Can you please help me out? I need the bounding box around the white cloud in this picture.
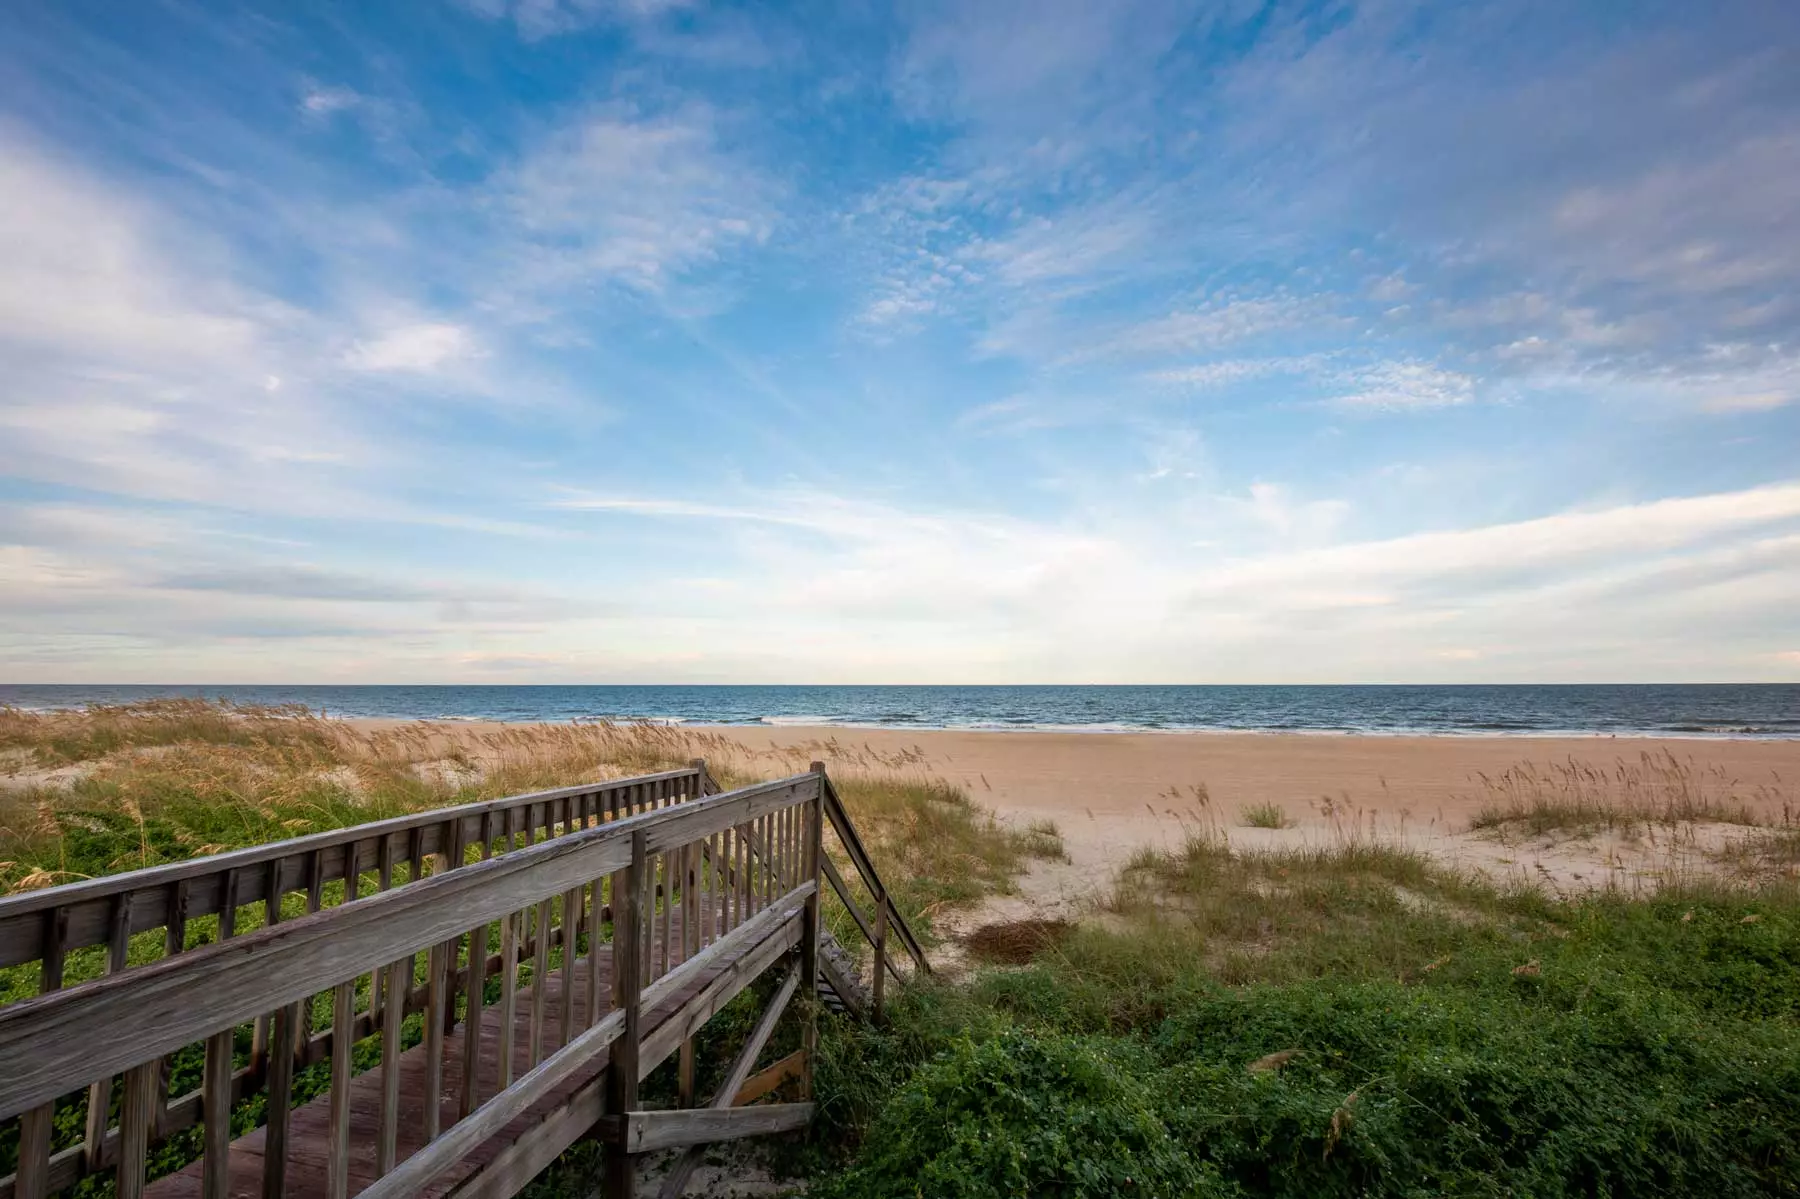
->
[300,84,361,117]
[344,322,481,372]
[1325,361,1475,413]
[496,104,772,295]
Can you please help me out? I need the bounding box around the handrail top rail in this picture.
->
[0,771,822,1119]
[0,765,704,923]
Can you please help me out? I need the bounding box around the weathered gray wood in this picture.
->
[0,768,705,969]
[873,898,888,1020]
[116,1061,160,1199]
[821,853,879,951]
[610,1104,813,1154]
[803,769,825,1098]
[497,912,519,1091]
[821,775,928,972]
[528,899,551,1067]
[378,958,405,1177]
[84,890,134,1171]
[13,1104,52,1199]
[816,943,866,1021]
[0,769,836,1199]
[353,1002,627,1199]
[327,980,355,1199]
[425,940,448,1142]
[559,889,577,1050]
[201,1026,232,1199]
[637,902,805,1076]
[262,1001,299,1197]
[732,1050,806,1107]
[603,830,647,1199]
[461,920,489,1119]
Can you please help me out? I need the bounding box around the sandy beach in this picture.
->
[338,719,1800,899]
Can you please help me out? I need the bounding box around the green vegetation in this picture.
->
[1238,802,1292,830]
[808,837,1800,1198]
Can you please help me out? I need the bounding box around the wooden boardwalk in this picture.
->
[0,767,926,1199]
[146,907,730,1199]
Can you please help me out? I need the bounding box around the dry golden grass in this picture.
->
[0,703,1060,930]
[1465,748,1794,837]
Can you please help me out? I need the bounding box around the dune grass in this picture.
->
[1466,749,1793,838]
[807,831,1800,1197]
[1237,801,1292,829]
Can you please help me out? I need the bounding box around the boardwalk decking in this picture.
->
[145,907,748,1199]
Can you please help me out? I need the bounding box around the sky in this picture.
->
[1,0,1797,685]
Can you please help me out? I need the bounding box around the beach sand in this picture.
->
[689,726,1800,903]
[330,720,1800,902]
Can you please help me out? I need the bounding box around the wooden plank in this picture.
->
[821,854,878,948]
[378,959,405,1177]
[201,1028,232,1199]
[0,768,704,970]
[559,889,577,1050]
[733,1050,807,1108]
[610,1103,813,1154]
[13,1104,52,1199]
[528,900,551,1067]
[142,884,793,1199]
[116,1062,161,1199]
[497,913,518,1092]
[635,905,803,1077]
[352,1003,627,1199]
[262,1002,299,1197]
[802,770,825,1099]
[327,981,355,1199]
[424,941,448,1142]
[602,830,647,1199]
[460,919,489,1119]
[85,890,134,1171]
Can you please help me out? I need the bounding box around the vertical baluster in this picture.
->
[424,939,448,1142]
[586,876,605,1026]
[263,1002,300,1197]
[736,825,750,927]
[16,1102,54,1199]
[201,874,236,1199]
[559,887,578,1050]
[658,851,673,978]
[378,958,405,1177]
[460,918,489,1119]
[529,897,551,1065]
[115,1061,160,1199]
[708,832,722,943]
[603,830,646,1199]
[372,834,396,1013]
[85,892,134,1172]
[327,979,356,1199]
[498,909,520,1090]
[251,860,282,1075]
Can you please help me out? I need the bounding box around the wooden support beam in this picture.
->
[732,1050,807,1108]
[602,1104,814,1154]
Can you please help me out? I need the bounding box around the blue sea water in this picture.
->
[0,684,1796,738]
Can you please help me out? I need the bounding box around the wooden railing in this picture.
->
[0,763,921,1199]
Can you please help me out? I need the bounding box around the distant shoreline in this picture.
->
[5,682,1796,741]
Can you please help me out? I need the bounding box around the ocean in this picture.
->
[1,684,1796,738]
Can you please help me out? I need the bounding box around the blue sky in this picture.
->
[1,0,1797,683]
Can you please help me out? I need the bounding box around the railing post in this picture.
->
[873,893,888,1022]
[604,828,647,1199]
[801,763,825,1099]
